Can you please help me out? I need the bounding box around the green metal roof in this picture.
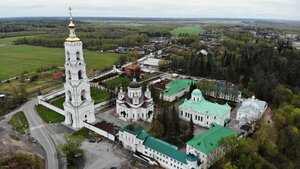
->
[187,125,237,154]
[120,124,197,164]
[179,94,231,118]
[137,130,149,140]
[119,124,144,136]
[163,79,193,96]
[143,136,188,164]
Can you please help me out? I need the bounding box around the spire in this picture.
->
[66,7,80,42]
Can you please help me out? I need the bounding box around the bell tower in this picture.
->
[63,7,95,129]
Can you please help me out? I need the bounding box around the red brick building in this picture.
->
[124,64,141,77]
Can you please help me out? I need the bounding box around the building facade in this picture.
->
[236,96,267,125]
[63,10,95,129]
[186,125,237,169]
[179,89,231,128]
[160,79,193,102]
[116,79,154,122]
[119,124,198,169]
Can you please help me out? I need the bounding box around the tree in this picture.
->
[60,135,84,167]
[187,82,197,99]
[158,59,168,71]
[148,119,164,138]
[188,116,194,139]
[162,107,168,136]
[272,84,293,107]
[172,105,180,135]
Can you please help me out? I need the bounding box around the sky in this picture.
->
[0,0,299,20]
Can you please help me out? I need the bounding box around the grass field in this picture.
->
[90,87,110,103]
[0,37,119,80]
[104,76,132,89]
[50,87,110,109]
[170,26,205,36]
[36,105,65,123]
[8,111,29,135]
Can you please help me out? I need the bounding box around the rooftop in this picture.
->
[163,79,193,96]
[143,136,189,164]
[179,92,231,118]
[94,121,118,135]
[125,64,140,70]
[187,125,237,154]
[119,123,144,135]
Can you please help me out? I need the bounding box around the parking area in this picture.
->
[83,140,131,169]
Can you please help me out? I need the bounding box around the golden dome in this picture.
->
[69,20,75,28]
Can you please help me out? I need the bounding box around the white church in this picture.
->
[63,9,95,129]
[116,79,154,122]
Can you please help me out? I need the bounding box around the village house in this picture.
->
[124,64,141,77]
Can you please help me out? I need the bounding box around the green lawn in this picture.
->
[104,76,132,89]
[90,87,110,103]
[36,105,65,123]
[50,95,65,109]
[170,26,205,36]
[0,38,119,80]
[8,111,29,135]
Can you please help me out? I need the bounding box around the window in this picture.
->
[68,91,72,101]
[68,70,71,80]
[76,51,80,60]
[67,52,70,60]
[214,116,216,119]
[78,70,83,79]
[81,90,86,101]
[201,117,203,121]
[85,115,87,118]
[181,111,183,116]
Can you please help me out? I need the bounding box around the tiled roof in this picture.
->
[163,79,193,96]
[187,125,237,154]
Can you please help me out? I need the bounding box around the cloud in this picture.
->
[0,0,299,20]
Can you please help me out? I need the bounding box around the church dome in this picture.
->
[129,80,141,88]
[192,89,202,96]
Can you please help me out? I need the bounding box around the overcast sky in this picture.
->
[0,0,299,20]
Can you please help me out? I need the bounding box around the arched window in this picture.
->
[68,90,72,101]
[76,51,80,60]
[67,52,70,60]
[78,70,83,80]
[81,90,86,101]
[68,70,71,80]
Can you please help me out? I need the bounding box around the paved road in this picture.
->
[21,99,59,169]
